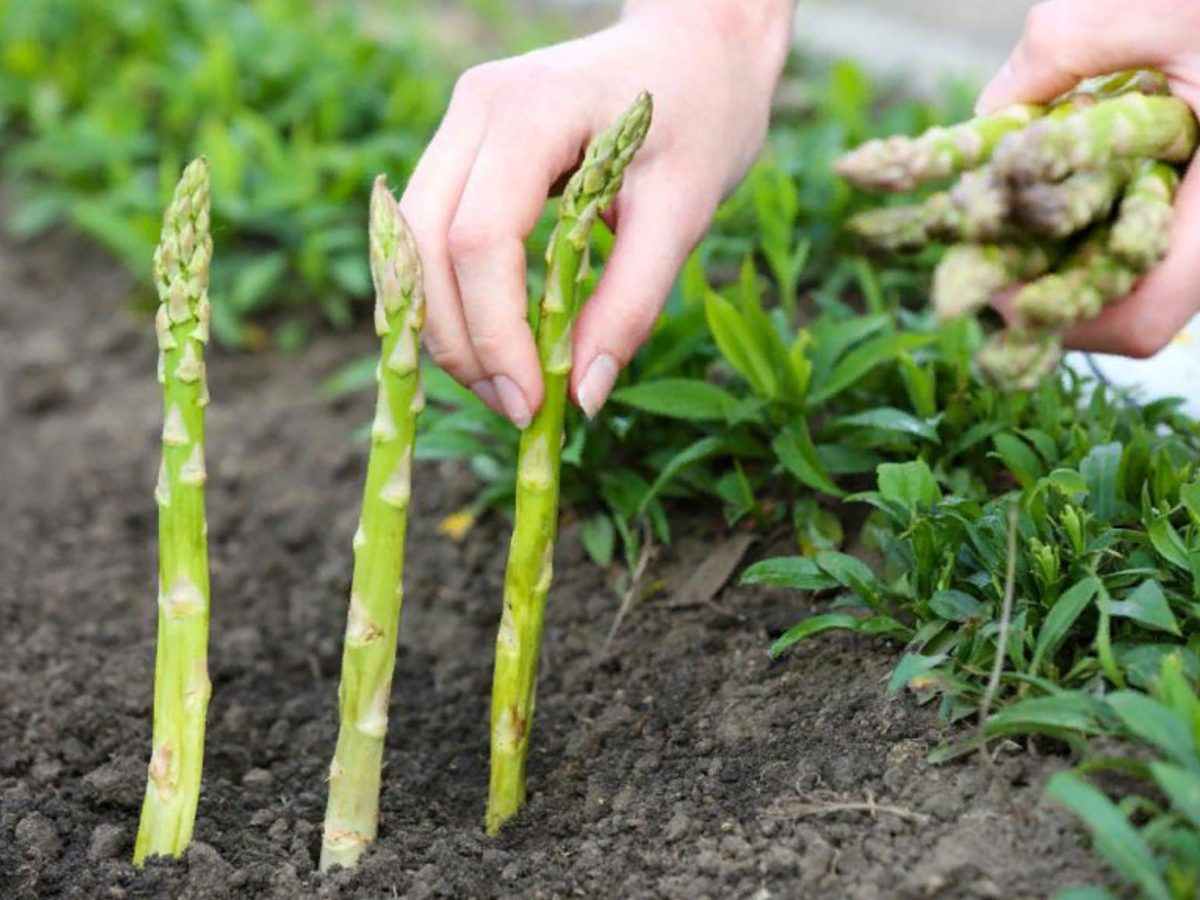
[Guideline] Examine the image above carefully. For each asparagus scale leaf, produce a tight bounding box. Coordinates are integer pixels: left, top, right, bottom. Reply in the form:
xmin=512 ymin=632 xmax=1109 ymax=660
xmin=134 ymin=157 xmax=215 ymax=866
xmin=320 ymin=177 xmax=426 ymax=871
xmin=486 ymin=91 xmax=653 ymax=835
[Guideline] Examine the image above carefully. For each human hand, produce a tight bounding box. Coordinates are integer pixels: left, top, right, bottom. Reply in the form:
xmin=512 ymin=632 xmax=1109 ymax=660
xmin=399 ymin=0 xmax=795 ymax=427
xmin=977 ymin=0 xmax=1200 ymax=358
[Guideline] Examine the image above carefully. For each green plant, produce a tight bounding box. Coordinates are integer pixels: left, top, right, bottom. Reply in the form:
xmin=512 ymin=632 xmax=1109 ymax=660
xmin=0 ymin=0 xmax=455 ymax=346
xmin=135 ymin=156 xmax=213 ymax=866
xmin=487 ymin=92 xmax=652 ymax=835
xmin=1051 ymin=653 xmax=1200 ymax=900
xmin=320 ymin=178 xmax=426 ymax=871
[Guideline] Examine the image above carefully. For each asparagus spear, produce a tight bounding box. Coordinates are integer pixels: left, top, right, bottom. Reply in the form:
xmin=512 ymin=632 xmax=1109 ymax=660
xmin=1109 ymin=160 xmax=1181 ymax=271
xmin=134 ymin=158 xmax=215 ymax=866
xmin=1013 ymin=226 xmax=1138 ymax=327
xmin=931 ymin=243 xmax=1058 ymax=321
xmin=976 ymin=328 xmax=1063 ymax=392
xmin=992 ymin=93 xmax=1198 ymax=185
xmin=1012 ymin=161 xmax=1135 ymax=239
xmin=487 ymin=92 xmax=652 ymax=835
xmin=832 ymin=69 xmax=1168 ymax=192
xmin=320 ymin=177 xmax=426 ymax=871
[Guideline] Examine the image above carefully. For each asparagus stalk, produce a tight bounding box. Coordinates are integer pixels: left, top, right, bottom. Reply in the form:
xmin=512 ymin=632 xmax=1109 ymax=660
xmin=832 ymin=69 xmax=1167 ymax=192
xmin=1109 ymin=160 xmax=1181 ymax=271
xmin=992 ymin=93 xmax=1199 ymax=185
xmin=1012 ymin=226 xmax=1138 ymax=326
xmin=487 ymin=92 xmax=652 ymax=835
xmin=1012 ymin=161 xmax=1134 ymax=239
xmin=932 ymin=242 xmax=1058 ymax=321
xmin=320 ymin=177 xmax=426 ymax=871
xmin=846 ymin=173 xmax=1012 ymax=252
xmin=134 ymin=158 xmax=215 ymax=866
xmin=976 ymin=328 xmax=1064 ymax=392
xmin=833 ymin=102 xmax=1043 ymax=192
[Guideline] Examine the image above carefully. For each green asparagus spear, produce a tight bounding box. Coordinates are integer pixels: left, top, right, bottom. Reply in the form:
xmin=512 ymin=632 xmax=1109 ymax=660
xmin=1109 ymin=160 xmax=1181 ymax=272
xmin=993 ymin=93 xmax=1198 ymax=184
xmin=975 ymin=328 xmax=1063 ymax=393
xmin=320 ymin=176 xmax=426 ymax=871
xmin=846 ymin=174 xmax=1013 ymax=252
xmin=932 ymin=243 xmax=1058 ymax=321
xmin=1013 ymin=226 xmax=1138 ymax=327
xmin=832 ymin=69 xmax=1167 ymax=193
xmin=1012 ymin=161 xmax=1135 ymax=238
xmin=487 ymin=92 xmax=652 ymax=836
xmin=833 ymin=102 xmax=1043 ymax=192
xmin=134 ymin=158 xmax=215 ymax=866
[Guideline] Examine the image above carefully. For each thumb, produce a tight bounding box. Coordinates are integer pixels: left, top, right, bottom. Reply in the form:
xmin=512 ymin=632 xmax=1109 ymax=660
xmin=976 ymin=0 xmax=1189 ymax=114
xmin=570 ymin=169 xmax=714 ymax=419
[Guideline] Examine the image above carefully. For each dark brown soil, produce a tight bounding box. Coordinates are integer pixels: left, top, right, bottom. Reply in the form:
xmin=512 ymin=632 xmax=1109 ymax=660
xmin=0 ymin=221 xmax=1108 ymax=900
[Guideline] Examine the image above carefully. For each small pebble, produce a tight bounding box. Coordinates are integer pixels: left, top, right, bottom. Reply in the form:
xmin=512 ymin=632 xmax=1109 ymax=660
xmin=89 ymin=823 xmax=127 ymax=861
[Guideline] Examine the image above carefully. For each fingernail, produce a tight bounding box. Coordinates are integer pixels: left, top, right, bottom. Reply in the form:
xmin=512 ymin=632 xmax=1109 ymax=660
xmin=577 ymin=353 xmax=619 ymax=420
xmin=470 ymin=379 xmax=504 ymax=416
xmin=975 ymin=60 xmax=1015 ymax=115
xmin=493 ymin=375 xmax=532 ymax=430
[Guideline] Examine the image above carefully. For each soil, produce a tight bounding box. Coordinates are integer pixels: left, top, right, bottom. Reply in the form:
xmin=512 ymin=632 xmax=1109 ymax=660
xmin=0 ymin=221 xmax=1111 ymax=900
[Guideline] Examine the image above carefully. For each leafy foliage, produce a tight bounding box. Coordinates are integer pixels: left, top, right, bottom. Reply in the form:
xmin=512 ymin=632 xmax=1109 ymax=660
xmin=0 ymin=0 xmax=459 ymax=346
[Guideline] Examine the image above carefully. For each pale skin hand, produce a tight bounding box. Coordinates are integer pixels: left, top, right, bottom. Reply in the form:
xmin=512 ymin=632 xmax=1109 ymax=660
xmin=399 ymin=0 xmax=796 ymax=427
xmin=978 ymin=0 xmax=1200 ymax=358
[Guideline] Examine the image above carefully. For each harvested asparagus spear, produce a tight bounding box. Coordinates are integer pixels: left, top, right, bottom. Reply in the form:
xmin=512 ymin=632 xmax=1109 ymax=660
xmin=976 ymin=328 xmax=1064 ymax=392
xmin=487 ymin=92 xmax=652 ymax=835
xmin=1012 ymin=161 xmax=1134 ymax=239
xmin=932 ymin=243 xmax=1058 ymax=321
xmin=992 ymin=93 xmax=1198 ymax=184
xmin=834 ymin=69 xmax=1169 ymax=193
xmin=320 ymin=177 xmax=426 ymax=871
xmin=1109 ymin=160 xmax=1181 ymax=271
xmin=1013 ymin=226 xmax=1139 ymax=327
xmin=134 ymin=158 xmax=215 ymax=866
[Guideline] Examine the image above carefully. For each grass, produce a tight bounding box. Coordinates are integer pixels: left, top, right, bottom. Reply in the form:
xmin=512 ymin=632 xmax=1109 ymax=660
xmin=5 ymin=0 xmax=1200 ymax=891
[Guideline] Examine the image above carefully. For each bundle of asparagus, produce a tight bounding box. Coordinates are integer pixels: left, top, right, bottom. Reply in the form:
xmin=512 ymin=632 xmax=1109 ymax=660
xmin=834 ymin=70 xmax=1197 ymax=390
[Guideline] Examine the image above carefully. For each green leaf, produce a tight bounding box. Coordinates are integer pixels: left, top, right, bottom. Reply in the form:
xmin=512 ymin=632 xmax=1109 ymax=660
xmin=984 ymin=694 xmax=1112 ymax=739
xmin=771 ymin=614 xmax=907 ymax=658
xmin=833 ymin=407 xmax=940 ymax=443
xmin=609 ymin=379 xmax=741 ymax=423
xmin=1148 ymin=762 xmax=1200 ymax=830
xmin=1081 ymin=442 xmax=1123 ymax=520
xmin=1182 ymin=479 xmax=1200 ymax=529
xmin=1030 ymin=576 xmax=1099 ymax=676
xmin=1053 ymin=888 xmax=1119 ymax=900
xmin=638 ymin=436 xmax=726 ymax=516
xmin=928 ymin=590 xmax=982 ymax=622
xmin=580 ymin=514 xmax=616 ymax=569
xmin=1108 ymin=579 xmax=1181 ymax=636
xmin=991 ymin=433 xmax=1045 ymax=488
xmin=1146 ymin=514 xmax=1190 ymax=572
xmin=877 ymin=459 xmax=941 ymax=511
xmin=773 ymin=424 xmax=844 ymax=498
xmin=808 ymin=332 xmax=934 ymax=404
xmin=887 ymin=652 xmax=945 ymax=693
xmin=814 ymin=550 xmax=881 ymax=602
xmin=230 ymin=252 xmax=289 ymax=313
xmin=703 ymin=291 xmax=778 ymax=399
xmin=1107 ymin=691 xmax=1198 ymax=770
xmin=741 ymin=556 xmax=839 ymax=591
xmin=1046 ymin=772 xmax=1173 ymax=900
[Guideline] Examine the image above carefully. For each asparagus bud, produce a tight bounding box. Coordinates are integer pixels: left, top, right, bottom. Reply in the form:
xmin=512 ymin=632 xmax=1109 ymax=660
xmin=1013 ymin=227 xmax=1138 ymax=327
xmin=1109 ymin=160 xmax=1181 ymax=272
xmin=932 ymin=243 xmax=1058 ymax=321
xmin=320 ymin=177 xmax=425 ymax=872
xmin=134 ymin=158 xmax=214 ymax=866
xmin=976 ymin=329 xmax=1063 ymax=392
xmin=487 ymin=92 xmax=652 ymax=836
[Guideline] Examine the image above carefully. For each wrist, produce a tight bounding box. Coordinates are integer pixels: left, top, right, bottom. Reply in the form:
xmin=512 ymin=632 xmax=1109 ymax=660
xmin=621 ymin=0 xmax=797 ymax=95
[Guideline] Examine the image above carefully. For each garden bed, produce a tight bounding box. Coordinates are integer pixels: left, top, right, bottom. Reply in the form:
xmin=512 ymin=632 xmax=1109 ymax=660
xmin=0 ymin=218 xmax=1107 ymax=898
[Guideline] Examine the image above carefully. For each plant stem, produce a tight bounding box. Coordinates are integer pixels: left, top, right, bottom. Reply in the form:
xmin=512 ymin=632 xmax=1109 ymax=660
xmin=320 ymin=176 xmax=426 ymax=871
xmin=486 ymin=92 xmax=653 ymax=835
xmin=134 ymin=157 xmax=215 ymax=866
